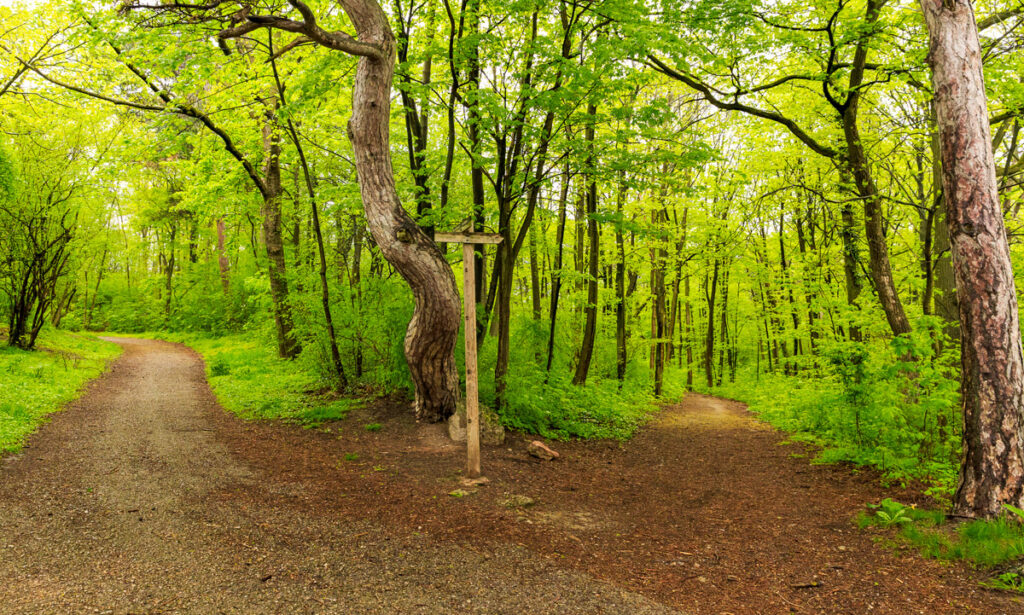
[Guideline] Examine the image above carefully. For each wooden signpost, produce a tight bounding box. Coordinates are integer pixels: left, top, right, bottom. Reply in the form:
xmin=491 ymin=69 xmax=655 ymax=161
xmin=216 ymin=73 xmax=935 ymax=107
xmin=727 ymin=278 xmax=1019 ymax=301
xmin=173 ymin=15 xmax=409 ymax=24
xmin=435 ymin=231 xmax=502 ymax=479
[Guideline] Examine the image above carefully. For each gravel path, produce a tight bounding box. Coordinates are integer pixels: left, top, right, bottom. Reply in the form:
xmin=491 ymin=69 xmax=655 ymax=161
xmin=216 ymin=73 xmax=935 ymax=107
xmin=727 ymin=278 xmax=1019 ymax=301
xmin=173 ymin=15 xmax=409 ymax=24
xmin=0 ymin=337 xmax=681 ymax=614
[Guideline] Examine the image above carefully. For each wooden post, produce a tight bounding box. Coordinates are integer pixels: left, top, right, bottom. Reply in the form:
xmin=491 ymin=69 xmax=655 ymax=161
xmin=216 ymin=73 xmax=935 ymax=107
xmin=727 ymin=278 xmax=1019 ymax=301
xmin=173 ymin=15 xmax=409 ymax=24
xmin=461 ymin=242 xmax=481 ymax=477
xmin=435 ymin=232 xmax=502 ymax=479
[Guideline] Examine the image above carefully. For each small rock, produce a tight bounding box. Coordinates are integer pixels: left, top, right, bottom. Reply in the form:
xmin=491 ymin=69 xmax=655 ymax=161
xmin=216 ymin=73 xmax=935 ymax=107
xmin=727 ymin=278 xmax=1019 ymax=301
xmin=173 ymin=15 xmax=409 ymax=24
xmin=527 ymin=440 xmax=559 ymax=461
xmin=448 ymin=489 xmax=474 ymax=498
xmin=500 ymin=494 xmax=535 ymax=508
xmin=460 ymin=476 xmax=490 ymax=488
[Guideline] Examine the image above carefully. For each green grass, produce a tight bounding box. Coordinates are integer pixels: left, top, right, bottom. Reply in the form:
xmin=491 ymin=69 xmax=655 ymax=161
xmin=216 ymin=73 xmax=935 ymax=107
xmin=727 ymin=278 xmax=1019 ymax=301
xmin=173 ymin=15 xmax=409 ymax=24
xmin=151 ymin=332 xmax=361 ymax=427
xmin=0 ymin=329 xmax=121 ymax=453
xmin=860 ymin=499 xmax=1024 ymax=591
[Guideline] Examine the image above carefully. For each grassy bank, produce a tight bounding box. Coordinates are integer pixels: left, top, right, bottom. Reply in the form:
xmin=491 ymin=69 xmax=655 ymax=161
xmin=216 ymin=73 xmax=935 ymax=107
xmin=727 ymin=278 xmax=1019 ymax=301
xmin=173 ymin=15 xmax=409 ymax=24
xmin=861 ymin=499 xmax=1024 ymax=592
xmin=152 ymin=332 xmax=362 ymax=427
xmin=0 ymin=329 xmax=121 ymax=453
xmin=145 ymin=330 xmax=669 ymax=439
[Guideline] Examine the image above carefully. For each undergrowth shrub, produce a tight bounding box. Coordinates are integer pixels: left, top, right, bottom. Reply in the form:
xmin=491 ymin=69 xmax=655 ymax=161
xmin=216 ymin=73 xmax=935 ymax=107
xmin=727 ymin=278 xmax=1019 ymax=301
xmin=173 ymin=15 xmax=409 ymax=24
xmin=861 ymin=499 xmax=1024 ymax=592
xmin=715 ymin=317 xmax=960 ymax=497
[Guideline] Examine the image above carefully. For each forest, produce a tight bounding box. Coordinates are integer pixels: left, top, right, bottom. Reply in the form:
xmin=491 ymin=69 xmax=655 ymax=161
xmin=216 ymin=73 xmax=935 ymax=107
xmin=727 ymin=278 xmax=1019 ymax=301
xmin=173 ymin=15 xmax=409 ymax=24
xmin=2 ymin=0 xmax=1024 ymax=611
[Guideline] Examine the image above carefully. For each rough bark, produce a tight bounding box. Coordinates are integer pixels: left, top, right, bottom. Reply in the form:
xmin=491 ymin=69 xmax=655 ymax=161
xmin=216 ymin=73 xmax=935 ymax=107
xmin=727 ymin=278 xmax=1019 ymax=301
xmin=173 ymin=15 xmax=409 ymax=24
xmin=261 ymin=122 xmax=300 ymax=359
xmin=213 ymin=0 xmax=460 ymax=420
xmin=343 ymin=0 xmax=460 ymax=422
xmin=923 ymin=0 xmax=1024 ymax=517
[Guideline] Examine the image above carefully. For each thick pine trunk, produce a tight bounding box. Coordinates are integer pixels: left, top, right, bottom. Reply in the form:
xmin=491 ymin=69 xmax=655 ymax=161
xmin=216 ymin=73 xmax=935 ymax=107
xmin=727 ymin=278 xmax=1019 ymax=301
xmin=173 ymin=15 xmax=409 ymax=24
xmin=346 ymin=0 xmax=460 ymax=422
xmin=923 ymin=0 xmax=1024 ymax=517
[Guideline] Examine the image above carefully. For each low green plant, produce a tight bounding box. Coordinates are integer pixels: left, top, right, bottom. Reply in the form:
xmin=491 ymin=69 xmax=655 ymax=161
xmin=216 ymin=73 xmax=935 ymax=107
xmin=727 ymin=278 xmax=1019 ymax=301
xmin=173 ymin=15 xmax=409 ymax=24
xmin=150 ymin=332 xmax=363 ymax=427
xmin=364 ymin=423 xmax=382 ymax=432
xmin=862 ymin=499 xmax=1024 ymax=591
xmin=983 ymin=570 xmax=1024 ymax=592
xmin=0 ymin=329 xmax=120 ymax=453
xmin=867 ymin=499 xmax=914 ymax=528
xmin=715 ymin=320 xmax=960 ymax=497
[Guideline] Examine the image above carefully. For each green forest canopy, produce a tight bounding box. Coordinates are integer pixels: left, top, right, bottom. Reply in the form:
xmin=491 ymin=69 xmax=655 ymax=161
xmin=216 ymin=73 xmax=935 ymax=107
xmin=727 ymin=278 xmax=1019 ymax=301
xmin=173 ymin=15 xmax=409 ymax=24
xmin=2 ymin=0 xmax=1023 ymax=511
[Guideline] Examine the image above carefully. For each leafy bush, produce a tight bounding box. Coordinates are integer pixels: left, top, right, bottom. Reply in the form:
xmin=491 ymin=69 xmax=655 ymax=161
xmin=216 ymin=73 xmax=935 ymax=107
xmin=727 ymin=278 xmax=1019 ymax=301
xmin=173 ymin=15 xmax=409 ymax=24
xmin=715 ymin=319 xmax=960 ymax=496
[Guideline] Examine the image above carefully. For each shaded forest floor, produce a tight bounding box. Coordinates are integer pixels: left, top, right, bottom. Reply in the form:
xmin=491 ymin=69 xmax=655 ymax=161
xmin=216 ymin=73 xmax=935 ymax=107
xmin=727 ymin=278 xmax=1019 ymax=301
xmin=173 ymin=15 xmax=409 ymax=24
xmin=0 ymin=338 xmax=1020 ymax=614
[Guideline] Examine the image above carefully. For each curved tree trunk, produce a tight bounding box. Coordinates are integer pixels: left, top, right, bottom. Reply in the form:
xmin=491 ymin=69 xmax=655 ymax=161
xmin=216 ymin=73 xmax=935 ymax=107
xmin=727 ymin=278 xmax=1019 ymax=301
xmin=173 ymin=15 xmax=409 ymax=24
xmin=923 ymin=0 xmax=1024 ymax=517
xmin=345 ymin=0 xmax=460 ymax=422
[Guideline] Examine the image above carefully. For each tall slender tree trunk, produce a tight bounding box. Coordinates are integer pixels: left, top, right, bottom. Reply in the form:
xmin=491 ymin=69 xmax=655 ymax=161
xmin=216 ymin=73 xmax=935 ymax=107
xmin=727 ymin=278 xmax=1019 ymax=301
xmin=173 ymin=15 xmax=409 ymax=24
xmin=704 ymin=260 xmax=719 ymax=388
xmin=351 ymin=216 xmax=365 ymax=378
xmin=684 ymin=272 xmax=693 ymax=388
xmin=164 ymin=222 xmax=176 ymax=318
xmin=216 ymin=217 xmax=230 ymax=295
xmin=615 ymin=175 xmax=627 ymax=382
xmin=261 ymin=123 xmax=300 ymax=359
xmin=923 ymin=0 xmax=1024 ymax=517
xmin=843 ymin=0 xmax=911 ymax=337
xmin=529 ymin=223 xmax=542 ymax=321
xmin=545 ymin=164 xmax=570 ymax=373
xmin=840 ymin=198 xmax=863 ymax=340
xmin=930 ymin=102 xmax=961 ymax=343
xmin=572 ymin=103 xmax=599 ymax=386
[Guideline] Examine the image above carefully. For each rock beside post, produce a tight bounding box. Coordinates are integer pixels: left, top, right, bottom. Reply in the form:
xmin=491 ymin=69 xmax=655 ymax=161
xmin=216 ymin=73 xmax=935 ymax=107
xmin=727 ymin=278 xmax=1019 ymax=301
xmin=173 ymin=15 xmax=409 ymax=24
xmin=448 ymin=399 xmax=505 ymax=445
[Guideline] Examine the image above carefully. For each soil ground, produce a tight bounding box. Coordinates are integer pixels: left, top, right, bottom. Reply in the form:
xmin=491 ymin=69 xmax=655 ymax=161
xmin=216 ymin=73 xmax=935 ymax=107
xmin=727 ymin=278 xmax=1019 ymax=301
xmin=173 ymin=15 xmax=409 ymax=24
xmin=0 ymin=337 xmax=1021 ymax=614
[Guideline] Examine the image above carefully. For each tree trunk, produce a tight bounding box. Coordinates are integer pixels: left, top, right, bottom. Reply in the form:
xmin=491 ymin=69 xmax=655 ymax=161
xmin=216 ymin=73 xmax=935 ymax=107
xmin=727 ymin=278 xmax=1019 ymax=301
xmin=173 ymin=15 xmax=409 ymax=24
xmin=572 ymin=103 xmax=599 ymax=386
xmin=684 ymin=272 xmax=693 ymax=388
xmin=345 ymin=0 xmax=461 ymax=422
xmin=930 ymin=102 xmax=961 ymax=343
xmin=261 ymin=123 xmax=300 ymax=359
xmin=704 ymin=260 xmax=719 ymax=388
xmin=164 ymin=222 xmax=176 ymax=318
xmin=843 ymin=0 xmax=911 ymax=338
xmin=282 ymin=106 xmax=348 ymax=389
xmin=545 ymin=164 xmax=570 ymax=373
xmin=529 ymin=223 xmax=542 ymax=321
xmin=923 ymin=0 xmax=1024 ymax=517
xmin=615 ymin=175 xmax=627 ymax=382
xmin=216 ymin=217 xmax=230 ymax=294
xmin=351 ymin=215 xmax=365 ymax=378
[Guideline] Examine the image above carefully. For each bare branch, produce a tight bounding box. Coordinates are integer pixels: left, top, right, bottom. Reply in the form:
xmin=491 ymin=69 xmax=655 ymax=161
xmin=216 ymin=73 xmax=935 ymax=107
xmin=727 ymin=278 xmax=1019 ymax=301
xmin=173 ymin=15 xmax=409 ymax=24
xmin=646 ymin=55 xmax=839 ymax=159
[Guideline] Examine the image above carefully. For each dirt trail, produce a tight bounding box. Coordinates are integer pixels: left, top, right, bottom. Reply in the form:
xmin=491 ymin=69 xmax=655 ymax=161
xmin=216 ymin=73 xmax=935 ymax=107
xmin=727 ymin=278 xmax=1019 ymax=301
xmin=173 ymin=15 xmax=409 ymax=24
xmin=1 ymin=338 xmax=1021 ymax=614
xmin=0 ymin=338 xmax=679 ymax=614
